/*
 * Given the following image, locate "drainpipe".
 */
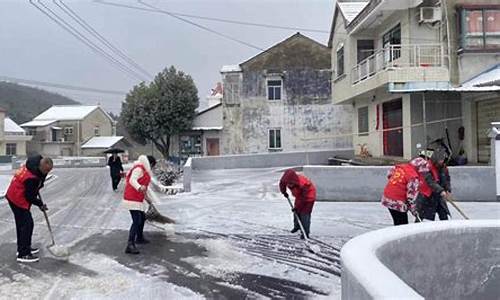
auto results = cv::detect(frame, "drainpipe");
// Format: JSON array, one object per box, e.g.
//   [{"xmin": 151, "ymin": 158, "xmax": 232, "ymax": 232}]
[
  {"xmin": 491, "ymin": 122, "xmax": 500, "ymax": 201},
  {"xmin": 442, "ymin": 0, "xmax": 452, "ymax": 81}
]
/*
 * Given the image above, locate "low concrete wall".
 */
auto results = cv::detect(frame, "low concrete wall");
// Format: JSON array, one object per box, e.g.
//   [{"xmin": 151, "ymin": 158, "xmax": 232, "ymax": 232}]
[
  {"xmin": 183, "ymin": 157, "xmax": 192, "ymax": 192},
  {"xmin": 303, "ymin": 165, "xmax": 496, "ymax": 201},
  {"xmin": 191, "ymin": 149, "xmax": 354, "ymax": 170},
  {"xmin": 12, "ymin": 157, "xmax": 107, "ymax": 169},
  {"xmin": 341, "ymin": 220, "xmax": 500, "ymax": 300}
]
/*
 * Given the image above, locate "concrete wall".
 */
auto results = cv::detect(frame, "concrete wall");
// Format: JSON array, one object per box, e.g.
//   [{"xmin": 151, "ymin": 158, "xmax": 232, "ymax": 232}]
[
  {"xmin": 193, "ymin": 104, "xmax": 222, "ymax": 128},
  {"xmin": 221, "ymin": 34, "xmax": 353, "ymax": 155},
  {"xmin": 341, "ymin": 220, "xmax": 500, "ymax": 300},
  {"xmin": 303, "ymin": 165, "xmax": 496, "ymax": 201},
  {"xmin": 191, "ymin": 149, "xmax": 354, "ymax": 170},
  {"xmin": 183, "ymin": 157, "xmax": 192, "ymax": 192}
]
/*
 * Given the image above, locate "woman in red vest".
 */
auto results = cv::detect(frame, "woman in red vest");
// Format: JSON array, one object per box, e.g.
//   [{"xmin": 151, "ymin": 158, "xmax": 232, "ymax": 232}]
[
  {"xmin": 123, "ymin": 155, "xmax": 156, "ymax": 254},
  {"xmin": 381, "ymin": 161, "xmax": 422, "ymax": 225},
  {"xmin": 279, "ymin": 169, "xmax": 316, "ymax": 239}
]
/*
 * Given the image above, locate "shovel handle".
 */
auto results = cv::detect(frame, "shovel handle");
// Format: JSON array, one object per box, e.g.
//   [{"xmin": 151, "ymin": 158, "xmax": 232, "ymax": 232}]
[
  {"xmin": 445, "ymin": 195, "xmax": 469, "ymax": 220},
  {"xmin": 285, "ymin": 196, "xmax": 310, "ymax": 242},
  {"xmin": 42, "ymin": 210, "xmax": 56, "ymax": 246}
]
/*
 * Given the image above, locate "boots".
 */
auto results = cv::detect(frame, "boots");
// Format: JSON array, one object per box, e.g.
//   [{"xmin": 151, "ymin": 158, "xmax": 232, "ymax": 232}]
[
  {"xmin": 136, "ymin": 237, "xmax": 150, "ymax": 244},
  {"xmin": 125, "ymin": 242, "xmax": 140, "ymax": 255}
]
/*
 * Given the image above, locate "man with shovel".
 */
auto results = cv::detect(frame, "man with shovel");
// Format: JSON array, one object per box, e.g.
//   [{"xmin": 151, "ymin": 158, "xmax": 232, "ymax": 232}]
[
  {"xmin": 279, "ymin": 169, "xmax": 316, "ymax": 239},
  {"xmin": 6, "ymin": 155, "xmax": 53, "ymax": 263}
]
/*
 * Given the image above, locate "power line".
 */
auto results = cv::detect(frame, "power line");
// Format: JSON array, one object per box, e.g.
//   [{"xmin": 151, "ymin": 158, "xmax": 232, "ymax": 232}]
[
  {"xmin": 94, "ymin": 0, "xmax": 264, "ymax": 51},
  {"xmin": 55, "ymin": 0, "xmax": 153, "ymax": 80},
  {"xmin": 30, "ymin": 0, "xmax": 147, "ymax": 82},
  {"xmin": 0, "ymin": 75, "xmax": 127, "ymax": 95},
  {"xmin": 96, "ymin": 0, "xmax": 329, "ymax": 34}
]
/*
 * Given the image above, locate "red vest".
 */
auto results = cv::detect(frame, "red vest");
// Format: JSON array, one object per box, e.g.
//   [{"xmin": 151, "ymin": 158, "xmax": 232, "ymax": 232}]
[
  {"xmin": 123, "ymin": 165, "xmax": 151, "ymax": 202},
  {"xmin": 383, "ymin": 164, "xmax": 419, "ymax": 201},
  {"xmin": 290, "ymin": 175, "xmax": 316, "ymax": 214},
  {"xmin": 419, "ymin": 161, "xmax": 440, "ymax": 197},
  {"xmin": 6, "ymin": 166, "xmax": 38, "ymax": 210}
]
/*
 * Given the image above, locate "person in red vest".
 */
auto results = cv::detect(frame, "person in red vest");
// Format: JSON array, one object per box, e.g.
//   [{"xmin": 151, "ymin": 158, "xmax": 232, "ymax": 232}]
[
  {"xmin": 413, "ymin": 147, "xmax": 451, "ymax": 221},
  {"xmin": 6, "ymin": 155, "xmax": 53, "ymax": 263},
  {"xmin": 381, "ymin": 161, "xmax": 422, "ymax": 225},
  {"xmin": 123, "ymin": 155, "xmax": 157, "ymax": 254},
  {"xmin": 279, "ymin": 169, "xmax": 316, "ymax": 239}
]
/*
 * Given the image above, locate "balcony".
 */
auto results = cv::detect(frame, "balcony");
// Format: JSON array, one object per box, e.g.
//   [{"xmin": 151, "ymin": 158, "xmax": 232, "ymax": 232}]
[{"xmin": 351, "ymin": 44, "xmax": 446, "ymax": 84}]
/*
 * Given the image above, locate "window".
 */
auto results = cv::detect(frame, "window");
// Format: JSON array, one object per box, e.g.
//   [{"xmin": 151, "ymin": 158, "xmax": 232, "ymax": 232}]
[
  {"xmin": 269, "ymin": 129, "xmax": 282, "ymax": 149},
  {"xmin": 27, "ymin": 128, "xmax": 36, "ymax": 136},
  {"xmin": 267, "ymin": 80, "xmax": 282, "ymax": 100},
  {"xmin": 64, "ymin": 127, "xmax": 73, "ymax": 135},
  {"xmin": 6, "ymin": 143, "xmax": 16, "ymax": 156},
  {"xmin": 383, "ymin": 24, "xmax": 401, "ymax": 62},
  {"xmin": 226, "ymin": 83, "xmax": 240, "ymax": 104},
  {"xmin": 336, "ymin": 46, "xmax": 345, "ymax": 77},
  {"xmin": 94, "ymin": 126, "xmax": 100, "ymax": 136},
  {"xmin": 460, "ymin": 8, "xmax": 500, "ymax": 50},
  {"xmin": 358, "ymin": 107, "xmax": 369, "ymax": 136}
]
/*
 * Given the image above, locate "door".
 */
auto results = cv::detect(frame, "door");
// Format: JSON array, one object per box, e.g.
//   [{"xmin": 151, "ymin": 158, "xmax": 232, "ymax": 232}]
[
  {"xmin": 383, "ymin": 99, "xmax": 403, "ymax": 157},
  {"xmin": 477, "ymin": 98, "xmax": 500, "ymax": 163},
  {"xmin": 206, "ymin": 138, "xmax": 220, "ymax": 156}
]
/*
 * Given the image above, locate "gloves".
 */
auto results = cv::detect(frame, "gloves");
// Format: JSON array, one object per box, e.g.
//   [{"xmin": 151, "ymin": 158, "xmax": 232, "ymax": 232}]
[
  {"xmin": 283, "ymin": 192, "xmax": 289, "ymax": 199},
  {"xmin": 39, "ymin": 204, "xmax": 48, "ymax": 211}
]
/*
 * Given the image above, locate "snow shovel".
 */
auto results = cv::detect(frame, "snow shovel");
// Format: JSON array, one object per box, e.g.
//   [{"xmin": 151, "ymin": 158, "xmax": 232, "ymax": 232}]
[
  {"xmin": 41, "ymin": 209, "xmax": 70, "ymax": 258},
  {"xmin": 445, "ymin": 195, "xmax": 469, "ymax": 220},
  {"xmin": 145, "ymin": 203, "xmax": 176, "ymax": 224},
  {"xmin": 285, "ymin": 196, "xmax": 320, "ymax": 254}
]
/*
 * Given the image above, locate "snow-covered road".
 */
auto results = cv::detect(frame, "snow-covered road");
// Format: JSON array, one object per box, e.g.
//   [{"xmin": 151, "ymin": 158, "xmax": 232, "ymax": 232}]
[{"xmin": 0, "ymin": 167, "xmax": 498, "ymax": 299}]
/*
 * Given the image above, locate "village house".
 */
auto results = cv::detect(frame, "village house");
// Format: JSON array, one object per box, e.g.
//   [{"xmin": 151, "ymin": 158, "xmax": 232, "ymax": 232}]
[
  {"xmin": 0, "ymin": 108, "xmax": 32, "ymax": 159},
  {"xmin": 21, "ymin": 105, "xmax": 115, "ymax": 157},
  {"xmin": 220, "ymin": 33, "xmax": 353, "ymax": 155},
  {"xmin": 330, "ymin": 0, "xmax": 500, "ymax": 163}
]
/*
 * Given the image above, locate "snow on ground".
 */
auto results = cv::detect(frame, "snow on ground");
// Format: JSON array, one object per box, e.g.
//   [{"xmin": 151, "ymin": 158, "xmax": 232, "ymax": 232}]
[{"xmin": 0, "ymin": 166, "xmax": 498, "ymax": 299}]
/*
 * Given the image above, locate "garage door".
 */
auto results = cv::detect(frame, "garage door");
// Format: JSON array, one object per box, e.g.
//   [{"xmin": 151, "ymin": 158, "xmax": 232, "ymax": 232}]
[{"xmin": 477, "ymin": 98, "xmax": 500, "ymax": 163}]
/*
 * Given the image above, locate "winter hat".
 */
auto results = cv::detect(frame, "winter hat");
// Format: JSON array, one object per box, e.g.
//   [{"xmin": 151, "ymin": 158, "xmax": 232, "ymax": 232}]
[
  {"xmin": 147, "ymin": 155, "xmax": 157, "ymax": 168},
  {"xmin": 430, "ymin": 146, "xmax": 448, "ymax": 164}
]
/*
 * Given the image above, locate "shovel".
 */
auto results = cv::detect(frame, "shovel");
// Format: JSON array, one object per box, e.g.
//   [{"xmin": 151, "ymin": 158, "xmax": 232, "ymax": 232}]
[
  {"xmin": 285, "ymin": 196, "xmax": 320, "ymax": 254},
  {"xmin": 38, "ymin": 194, "xmax": 70, "ymax": 258}
]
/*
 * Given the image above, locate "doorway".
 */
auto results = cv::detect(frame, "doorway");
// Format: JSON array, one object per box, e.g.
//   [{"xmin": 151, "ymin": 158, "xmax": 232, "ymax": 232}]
[
  {"xmin": 383, "ymin": 99, "xmax": 403, "ymax": 157},
  {"xmin": 206, "ymin": 138, "xmax": 220, "ymax": 156}
]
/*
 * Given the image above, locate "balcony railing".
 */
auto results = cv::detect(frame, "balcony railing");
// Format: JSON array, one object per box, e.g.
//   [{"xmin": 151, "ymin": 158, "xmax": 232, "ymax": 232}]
[{"xmin": 351, "ymin": 44, "xmax": 445, "ymax": 84}]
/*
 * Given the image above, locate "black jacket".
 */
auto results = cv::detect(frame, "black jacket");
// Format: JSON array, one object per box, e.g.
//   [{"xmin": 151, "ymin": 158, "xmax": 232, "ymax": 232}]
[
  {"xmin": 108, "ymin": 156, "xmax": 124, "ymax": 177},
  {"xmin": 22, "ymin": 155, "xmax": 46, "ymax": 207}
]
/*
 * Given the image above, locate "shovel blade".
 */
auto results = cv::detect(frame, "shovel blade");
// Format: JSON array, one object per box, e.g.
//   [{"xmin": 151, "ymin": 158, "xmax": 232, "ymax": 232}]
[{"xmin": 47, "ymin": 244, "xmax": 70, "ymax": 258}]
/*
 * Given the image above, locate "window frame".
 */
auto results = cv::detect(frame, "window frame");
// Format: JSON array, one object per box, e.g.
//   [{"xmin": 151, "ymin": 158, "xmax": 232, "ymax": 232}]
[
  {"xmin": 459, "ymin": 6, "xmax": 500, "ymax": 51},
  {"xmin": 336, "ymin": 45, "xmax": 345, "ymax": 78},
  {"xmin": 64, "ymin": 127, "xmax": 73, "ymax": 135},
  {"xmin": 6, "ymin": 143, "xmax": 17, "ymax": 156},
  {"xmin": 267, "ymin": 79, "xmax": 283, "ymax": 101},
  {"xmin": 358, "ymin": 106, "xmax": 369, "ymax": 136},
  {"xmin": 268, "ymin": 128, "xmax": 282, "ymax": 150},
  {"xmin": 94, "ymin": 126, "xmax": 100, "ymax": 137}
]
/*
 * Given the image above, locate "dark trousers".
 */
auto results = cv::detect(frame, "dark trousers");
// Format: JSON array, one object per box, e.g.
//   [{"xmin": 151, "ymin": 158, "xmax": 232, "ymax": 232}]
[
  {"xmin": 128, "ymin": 210, "xmax": 146, "ymax": 243},
  {"xmin": 417, "ymin": 194, "xmax": 449, "ymax": 221},
  {"xmin": 293, "ymin": 213, "xmax": 311, "ymax": 237},
  {"xmin": 111, "ymin": 175, "xmax": 121, "ymax": 191},
  {"xmin": 389, "ymin": 209, "xmax": 408, "ymax": 226},
  {"xmin": 9, "ymin": 201, "xmax": 34, "ymax": 257}
]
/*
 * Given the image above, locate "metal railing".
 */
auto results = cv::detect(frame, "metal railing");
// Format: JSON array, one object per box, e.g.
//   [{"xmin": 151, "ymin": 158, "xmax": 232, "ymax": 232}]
[{"xmin": 351, "ymin": 44, "xmax": 445, "ymax": 84}]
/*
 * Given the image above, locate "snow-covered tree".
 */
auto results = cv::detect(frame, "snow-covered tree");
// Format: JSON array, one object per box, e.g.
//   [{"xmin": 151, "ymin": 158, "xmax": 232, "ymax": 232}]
[{"xmin": 121, "ymin": 66, "xmax": 199, "ymax": 159}]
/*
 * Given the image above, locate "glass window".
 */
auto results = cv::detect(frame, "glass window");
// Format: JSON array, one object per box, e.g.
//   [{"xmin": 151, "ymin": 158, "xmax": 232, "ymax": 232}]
[
  {"xmin": 64, "ymin": 127, "xmax": 73, "ymax": 135},
  {"xmin": 94, "ymin": 126, "xmax": 100, "ymax": 136},
  {"xmin": 6, "ymin": 143, "xmax": 16, "ymax": 156},
  {"xmin": 383, "ymin": 24, "xmax": 401, "ymax": 62},
  {"xmin": 358, "ymin": 107, "xmax": 369, "ymax": 136},
  {"xmin": 461, "ymin": 8, "xmax": 500, "ymax": 50},
  {"xmin": 267, "ymin": 80, "xmax": 282, "ymax": 100},
  {"xmin": 269, "ymin": 129, "xmax": 282, "ymax": 149},
  {"xmin": 336, "ymin": 46, "xmax": 344, "ymax": 77}
]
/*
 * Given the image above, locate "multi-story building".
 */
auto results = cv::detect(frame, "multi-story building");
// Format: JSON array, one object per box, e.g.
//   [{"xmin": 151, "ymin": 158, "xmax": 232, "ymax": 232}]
[
  {"xmin": 21, "ymin": 105, "xmax": 115, "ymax": 157},
  {"xmin": 0, "ymin": 108, "xmax": 31, "ymax": 158},
  {"xmin": 220, "ymin": 33, "xmax": 353, "ymax": 155},
  {"xmin": 330, "ymin": 0, "xmax": 500, "ymax": 163}
]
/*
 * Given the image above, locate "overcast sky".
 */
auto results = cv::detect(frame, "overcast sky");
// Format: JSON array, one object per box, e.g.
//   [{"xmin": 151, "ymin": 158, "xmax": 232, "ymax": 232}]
[{"xmin": 0, "ymin": 0, "xmax": 334, "ymax": 113}]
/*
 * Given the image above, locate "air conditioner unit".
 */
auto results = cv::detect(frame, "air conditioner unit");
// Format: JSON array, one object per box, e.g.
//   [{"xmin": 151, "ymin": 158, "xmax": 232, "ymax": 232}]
[
  {"xmin": 419, "ymin": 7, "xmax": 441, "ymax": 23},
  {"xmin": 59, "ymin": 138, "xmax": 65, "ymax": 142}
]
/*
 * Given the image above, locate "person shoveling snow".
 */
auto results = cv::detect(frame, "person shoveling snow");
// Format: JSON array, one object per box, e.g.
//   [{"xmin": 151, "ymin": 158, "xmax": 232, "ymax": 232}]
[
  {"xmin": 122, "ymin": 155, "xmax": 176, "ymax": 255},
  {"xmin": 6, "ymin": 155, "xmax": 57, "ymax": 263}
]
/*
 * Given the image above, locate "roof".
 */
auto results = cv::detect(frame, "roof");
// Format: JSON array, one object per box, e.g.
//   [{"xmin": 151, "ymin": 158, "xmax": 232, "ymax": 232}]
[
  {"xmin": 81, "ymin": 136, "xmax": 124, "ymax": 149},
  {"xmin": 4, "ymin": 117, "xmax": 25, "ymax": 133},
  {"xmin": 461, "ymin": 64, "xmax": 500, "ymax": 88},
  {"xmin": 21, "ymin": 119, "xmax": 57, "ymax": 127},
  {"xmin": 220, "ymin": 65, "xmax": 242, "ymax": 73},
  {"xmin": 191, "ymin": 126, "xmax": 223, "ymax": 131},
  {"xmin": 197, "ymin": 102, "xmax": 222, "ymax": 115},
  {"xmin": 34, "ymin": 105, "xmax": 99, "ymax": 121},
  {"xmin": 338, "ymin": 1, "xmax": 369, "ymax": 23}
]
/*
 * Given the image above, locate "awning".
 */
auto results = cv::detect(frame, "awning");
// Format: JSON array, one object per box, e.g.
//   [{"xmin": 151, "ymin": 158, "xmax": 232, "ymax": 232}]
[{"xmin": 51, "ymin": 126, "xmax": 63, "ymax": 130}]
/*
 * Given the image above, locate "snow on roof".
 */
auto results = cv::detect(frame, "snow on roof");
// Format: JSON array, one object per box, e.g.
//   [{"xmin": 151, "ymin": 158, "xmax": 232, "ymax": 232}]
[
  {"xmin": 338, "ymin": 1, "xmax": 369, "ymax": 24},
  {"xmin": 81, "ymin": 136, "xmax": 124, "ymax": 149},
  {"xmin": 21, "ymin": 119, "xmax": 57, "ymax": 127},
  {"xmin": 4, "ymin": 117, "xmax": 25, "ymax": 133},
  {"xmin": 192, "ymin": 126, "xmax": 223, "ymax": 131},
  {"xmin": 461, "ymin": 64, "xmax": 500, "ymax": 88},
  {"xmin": 34, "ymin": 105, "xmax": 99, "ymax": 121},
  {"xmin": 220, "ymin": 65, "xmax": 241, "ymax": 73}
]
